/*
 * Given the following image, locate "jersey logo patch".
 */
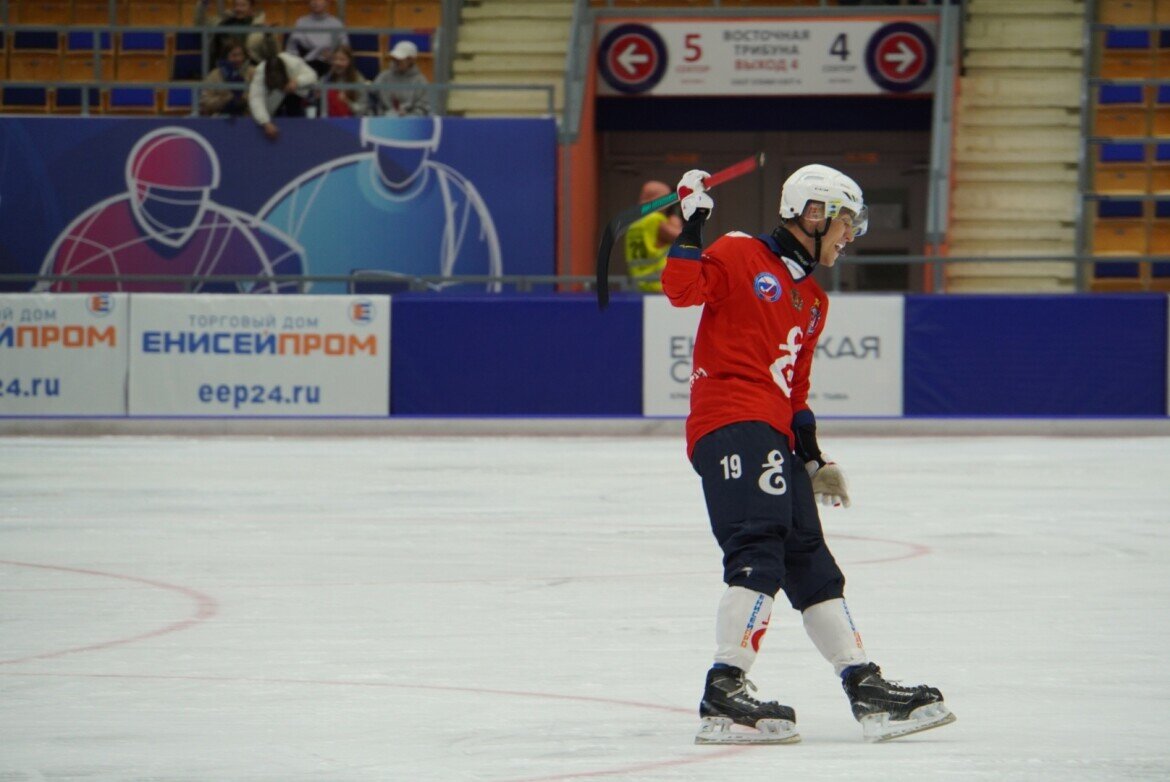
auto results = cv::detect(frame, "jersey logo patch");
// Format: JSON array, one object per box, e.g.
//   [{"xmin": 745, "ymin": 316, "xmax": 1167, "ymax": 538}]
[{"xmin": 753, "ymin": 272, "xmax": 782, "ymax": 302}]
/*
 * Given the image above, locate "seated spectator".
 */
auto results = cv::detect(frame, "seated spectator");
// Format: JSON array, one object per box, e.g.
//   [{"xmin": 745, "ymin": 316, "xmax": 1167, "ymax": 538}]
[
  {"xmin": 317, "ymin": 45, "xmax": 368, "ymax": 117},
  {"xmin": 285, "ymin": 0, "xmax": 349, "ymax": 77},
  {"xmin": 195, "ymin": 0, "xmax": 278, "ymax": 66},
  {"xmin": 250, "ymin": 51, "xmax": 318, "ymax": 140},
  {"xmin": 199, "ymin": 39, "xmax": 254, "ymax": 117},
  {"xmin": 373, "ymin": 41, "xmax": 431, "ymax": 117}
]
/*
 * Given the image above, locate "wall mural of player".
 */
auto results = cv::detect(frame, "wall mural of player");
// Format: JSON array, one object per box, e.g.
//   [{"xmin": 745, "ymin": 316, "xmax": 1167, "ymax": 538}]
[
  {"xmin": 37, "ymin": 126, "xmax": 305, "ymax": 293},
  {"xmin": 259, "ymin": 116, "xmax": 502, "ymax": 293}
]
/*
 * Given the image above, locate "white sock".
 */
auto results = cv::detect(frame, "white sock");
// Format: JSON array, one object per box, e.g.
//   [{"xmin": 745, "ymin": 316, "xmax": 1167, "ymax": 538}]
[
  {"xmin": 802, "ymin": 598, "xmax": 868, "ymax": 676},
  {"xmin": 714, "ymin": 586, "xmax": 774, "ymax": 672}
]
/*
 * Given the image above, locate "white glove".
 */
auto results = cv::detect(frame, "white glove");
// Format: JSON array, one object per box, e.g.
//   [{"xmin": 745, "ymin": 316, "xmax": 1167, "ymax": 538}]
[
  {"xmin": 805, "ymin": 458, "xmax": 850, "ymax": 508},
  {"xmin": 677, "ymin": 169, "xmax": 714, "ymax": 221}
]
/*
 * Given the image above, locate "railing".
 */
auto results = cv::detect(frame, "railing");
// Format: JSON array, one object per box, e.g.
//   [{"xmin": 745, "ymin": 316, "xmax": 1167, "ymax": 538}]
[
  {"xmin": 4, "ymin": 254, "xmax": 1167, "ymax": 295},
  {"xmin": 3, "ymin": 78, "xmax": 557, "ymax": 117}
]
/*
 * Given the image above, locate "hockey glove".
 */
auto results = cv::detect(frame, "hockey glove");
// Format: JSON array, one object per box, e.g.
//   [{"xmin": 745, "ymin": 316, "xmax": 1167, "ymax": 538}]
[
  {"xmin": 677, "ymin": 169, "xmax": 714, "ymax": 222},
  {"xmin": 805, "ymin": 459, "xmax": 851, "ymax": 508}
]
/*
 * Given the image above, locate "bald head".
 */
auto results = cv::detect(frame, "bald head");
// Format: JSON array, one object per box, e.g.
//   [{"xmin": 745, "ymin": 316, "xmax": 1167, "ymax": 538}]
[{"xmin": 640, "ymin": 180, "xmax": 671, "ymax": 203}]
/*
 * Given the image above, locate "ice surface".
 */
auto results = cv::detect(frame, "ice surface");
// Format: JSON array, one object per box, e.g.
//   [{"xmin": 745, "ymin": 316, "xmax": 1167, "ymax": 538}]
[{"xmin": 2, "ymin": 434, "xmax": 1168, "ymax": 780}]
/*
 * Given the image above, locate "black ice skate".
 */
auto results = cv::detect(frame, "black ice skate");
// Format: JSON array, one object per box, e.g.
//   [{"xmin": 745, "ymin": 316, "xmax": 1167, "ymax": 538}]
[
  {"xmin": 695, "ymin": 666, "xmax": 799, "ymax": 744},
  {"xmin": 842, "ymin": 662, "xmax": 956, "ymax": 742}
]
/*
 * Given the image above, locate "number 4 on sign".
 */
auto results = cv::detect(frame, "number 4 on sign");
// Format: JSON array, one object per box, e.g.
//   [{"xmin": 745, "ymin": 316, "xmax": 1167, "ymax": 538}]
[{"xmin": 831, "ymin": 33, "xmax": 850, "ymax": 61}]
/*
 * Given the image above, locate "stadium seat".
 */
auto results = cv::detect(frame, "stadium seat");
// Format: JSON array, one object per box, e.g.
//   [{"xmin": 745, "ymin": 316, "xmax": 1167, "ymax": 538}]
[
  {"xmin": 1100, "ymin": 0, "xmax": 1153, "ymax": 25},
  {"xmin": 1095, "ymin": 84, "xmax": 1148, "ymax": 138},
  {"xmin": 105, "ymin": 87, "xmax": 160, "ymax": 113},
  {"xmin": 263, "ymin": 0, "xmax": 292, "ymax": 27},
  {"xmin": 8, "ymin": 31, "xmax": 61, "ymax": 84},
  {"xmin": 1153, "ymin": 85, "xmax": 1170, "ymax": 135},
  {"xmin": 1093, "ymin": 199, "xmax": 1148, "ymax": 256},
  {"xmin": 162, "ymin": 87, "xmax": 194, "ymax": 114},
  {"xmin": 8, "ymin": 51, "xmax": 62, "ymax": 83},
  {"xmin": 53, "ymin": 86, "xmax": 101, "ymax": 113},
  {"xmin": 116, "ymin": 32, "xmax": 169, "ymax": 83},
  {"xmin": 0, "ymin": 87, "xmax": 51, "ymax": 113},
  {"xmin": 72, "ymin": 1, "xmax": 119, "ymax": 24},
  {"xmin": 1101, "ymin": 30, "xmax": 1153, "ymax": 79},
  {"xmin": 348, "ymin": 33, "xmax": 379, "ymax": 54},
  {"xmin": 393, "ymin": 2, "xmax": 440, "ymax": 29},
  {"xmin": 354, "ymin": 54, "xmax": 381, "ymax": 80},
  {"xmin": 174, "ymin": 32, "xmax": 204, "ymax": 53},
  {"xmin": 172, "ymin": 52, "xmax": 204, "ymax": 80},
  {"xmin": 1095, "ymin": 142, "xmax": 1149, "ymax": 194},
  {"xmin": 345, "ymin": 2, "xmax": 392, "ymax": 28},
  {"xmin": 126, "ymin": 1, "xmax": 184, "ymax": 27},
  {"xmin": 62, "ymin": 31, "xmax": 113, "ymax": 82},
  {"xmin": 1151, "ymin": 143, "xmax": 1170, "ymax": 191},
  {"xmin": 13, "ymin": 0, "xmax": 71, "ymax": 24}
]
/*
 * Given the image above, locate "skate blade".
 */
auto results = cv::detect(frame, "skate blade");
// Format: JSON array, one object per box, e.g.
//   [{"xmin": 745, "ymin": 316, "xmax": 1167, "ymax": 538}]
[
  {"xmin": 860, "ymin": 702, "xmax": 956, "ymax": 743},
  {"xmin": 695, "ymin": 716, "xmax": 800, "ymax": 745}
]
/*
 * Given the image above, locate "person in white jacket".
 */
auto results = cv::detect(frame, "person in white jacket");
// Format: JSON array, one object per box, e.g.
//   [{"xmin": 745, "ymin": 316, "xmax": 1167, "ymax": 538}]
[{"xmin": 249, "ymin": 52, "xmax": 318, "ymax": 140}]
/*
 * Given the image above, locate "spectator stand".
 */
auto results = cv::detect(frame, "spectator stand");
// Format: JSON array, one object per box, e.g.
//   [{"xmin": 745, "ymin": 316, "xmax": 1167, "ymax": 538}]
[
  {"xmin": 1086, "ymin": 0, "xmax": 1170, "ymax": 291},
  {"xmin": 1, "ymin": 0, "xmax": 443, "ymax": 115}
]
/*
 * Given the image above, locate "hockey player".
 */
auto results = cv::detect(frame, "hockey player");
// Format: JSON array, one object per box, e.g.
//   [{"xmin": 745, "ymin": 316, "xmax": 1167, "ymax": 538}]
[{"xmin": 663, "ymin": 164, "xmax": 955, "ymax": 744}]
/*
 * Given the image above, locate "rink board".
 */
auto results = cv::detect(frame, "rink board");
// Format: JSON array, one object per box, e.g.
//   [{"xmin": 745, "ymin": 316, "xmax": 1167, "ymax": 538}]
[{"xmin": 0, "ymin": 292, "xmax": 1166, "ymax": 419}]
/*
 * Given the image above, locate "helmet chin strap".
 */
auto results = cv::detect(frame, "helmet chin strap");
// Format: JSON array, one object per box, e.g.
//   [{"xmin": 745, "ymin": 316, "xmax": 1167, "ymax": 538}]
[{"xmin": 794, "ymin": 216, "xmax": 832, "ymax": 268}]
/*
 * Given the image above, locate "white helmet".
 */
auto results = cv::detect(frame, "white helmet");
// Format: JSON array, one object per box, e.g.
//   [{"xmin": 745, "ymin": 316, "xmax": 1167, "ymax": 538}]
[{"xmin": 779, "ymin": 164, "xmax": 868, "ymax": 237}]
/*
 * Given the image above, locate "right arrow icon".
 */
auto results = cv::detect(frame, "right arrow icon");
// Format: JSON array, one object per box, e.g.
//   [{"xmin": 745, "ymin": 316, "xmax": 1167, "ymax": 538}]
[{"xmin": 883, "ymin": 41, "xmax": 916, "ymax": 74}]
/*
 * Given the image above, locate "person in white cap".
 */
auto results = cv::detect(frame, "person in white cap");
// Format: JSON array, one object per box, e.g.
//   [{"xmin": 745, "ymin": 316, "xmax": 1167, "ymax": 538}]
[{"xmin": 372, "ymin": 39, "xmax": 431, "ymax": 117}]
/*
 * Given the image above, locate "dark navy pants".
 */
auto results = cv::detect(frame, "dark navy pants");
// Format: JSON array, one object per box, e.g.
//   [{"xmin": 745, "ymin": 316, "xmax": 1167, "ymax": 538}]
[{"xmin": 692, "ymin": 420, "xmax": 846, "ymax": 611}]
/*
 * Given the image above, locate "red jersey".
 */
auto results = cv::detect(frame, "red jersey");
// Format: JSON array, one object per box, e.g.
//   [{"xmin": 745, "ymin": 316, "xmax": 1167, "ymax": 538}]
[{"xmin": 662, "ymin": 231, "xmax": 828, "ymax": 459}]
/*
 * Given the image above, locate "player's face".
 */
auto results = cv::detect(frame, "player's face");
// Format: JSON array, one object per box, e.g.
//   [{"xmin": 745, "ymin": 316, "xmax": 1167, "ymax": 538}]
[{"xmin": 818, "ymin": 211, "xmax": 858, "ymax": 268}]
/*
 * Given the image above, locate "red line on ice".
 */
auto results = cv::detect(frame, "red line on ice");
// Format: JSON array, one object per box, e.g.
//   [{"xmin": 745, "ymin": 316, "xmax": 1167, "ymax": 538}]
[{"xmin": 0, "ymin": 560, "xmax": 219, "ymax": 665}]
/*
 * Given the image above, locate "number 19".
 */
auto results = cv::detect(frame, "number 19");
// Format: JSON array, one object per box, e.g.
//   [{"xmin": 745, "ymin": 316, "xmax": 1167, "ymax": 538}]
[{"xmin": 720, "ymin": 454, "xmax": 742, "ymax": 480}]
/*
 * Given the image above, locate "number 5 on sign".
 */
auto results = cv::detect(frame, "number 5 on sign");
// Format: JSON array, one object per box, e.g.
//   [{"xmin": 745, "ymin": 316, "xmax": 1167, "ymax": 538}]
[{"xmin": 685, "ymin": 33, "xmax": 702, "ymax": 62}]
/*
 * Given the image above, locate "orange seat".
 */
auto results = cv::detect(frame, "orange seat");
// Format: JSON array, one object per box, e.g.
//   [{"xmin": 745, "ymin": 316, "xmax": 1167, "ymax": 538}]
[
  {"xmin": 116, "ymin": 53, "xmax": 170, "ymax": 82},
  {"xmin": 346, "ymin": 2, "xmax": 392, "ymax": 28},
  {"xmin": 1100, "ymin": 0, "xmax": 1154, "ymax": 25},
  {"xmin": 73, "ymin": 1, "xmax": 121, "ymax": 23},
  {"xmin": 1093, "ymin": 217, "xmax": 1148, "ymax": 255},
  {"xmin": 8, "ymin": 52, "xmax": 62, "ymax": 82},
  {"xmin": 1149, "ymin": 221, "xmax": 1170, "ymax": 253},
  {"xmin": 1101, "ymin": 49, "xmax": 1154, "ymax": 78},
  {"xmin": 126, "ymin": 1, "xmax": 185, "ymax": 27},
  {"xmin": 14, "ymin": 0, "xmax": 71, "ymax": 24},
  {"xmin": 1095, "ymin": 162, "xmax": 1149, "ymax": 193},
  {"xmin": 393, "ymin": 2, "xmax": 440, "ymax": 28},
  {"xmin": 1096, "ymin": 106, "xmax": 1149, "ymax": 137}
]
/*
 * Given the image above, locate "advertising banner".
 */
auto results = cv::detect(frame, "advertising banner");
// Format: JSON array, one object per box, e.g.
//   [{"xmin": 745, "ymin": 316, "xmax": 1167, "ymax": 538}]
[
  {"xmin": 807, "ymin": 295, "xmax": 903, "ymax": 417},
  {"xmin": 642, "ymin": 294, "xmax": 903, "ymax": 418},
  {"xmin": 128, "ymin": 295, "xmax": 390, "ymax": 416},
  {"xmin": 642, "ymin": 296, "xmax": 702, "ymax": 417},
  {"xmin": 0, "ymin": 117, "xmax": 556, "ymax": 294},
  {"xmin": 0, "ymin": 293, "xmax": 129, "ymax": 416},
  {"xmin": 597, "ymin": 18, "xmax": 938, "ymax": 97}
]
